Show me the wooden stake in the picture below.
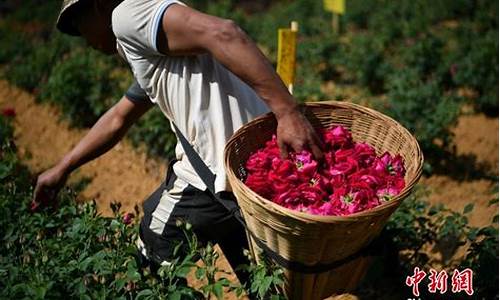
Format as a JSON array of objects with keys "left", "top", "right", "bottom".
[
  {"left": 332, "top": 13, "right": 339, "bottom": 34},
  {"left": 289, "top": 21, "right": 298, "bottom": 94}
]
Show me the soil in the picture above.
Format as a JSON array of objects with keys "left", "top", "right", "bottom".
[
  {"left": 0, "top": 80, "right": 167, "bottom": 216},
  {"left": 1, "top": 79, "right": 498, "bottom": 299},
  {"left": 422, "top": 113, "right": 499, "bottom": 228}
]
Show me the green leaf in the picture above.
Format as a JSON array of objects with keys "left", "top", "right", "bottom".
[
  {"left": 168, "top": 291, "right": 182, "bottom": 300},
  {"left": 173, "top": 241, "right": 184, "bottom": 256},
  {"left": 79, "top": 256, "right": 93, "bottom": 271},
  {"left": 272, "top": 276, "right": 284, "bottom": 286},
  {"left": 3, "top": 226, "right": 14, "bottom": 240},
  {"left": 467, "top": 228, "right": 479, "bottom": 241},
  {"left": 176, "top": 265, "right": 193, "bottom": 278},
  {"left": 218, "top": 278, "right": 231, "bottom": 286},
  {"left": 463, "top": 203, "right": 474, "bottom": 214},
  {"left": 110, "top": 219, "right": 121, "bottom": 230},
  {"left": 492, "top": 215, "right": 499, "bottom": 224},
  {"left": 195, "top": 267, "right": 206, "bottom": 280},
  {"left": 136, "top": 289, "right": 154, "bottom": 299},
  {"left": 115, "top": 278, "right": 126, "bottom": 291},
  {"left": 258, "top": 276, "right": 273, "bottom": 298},
  {"left": 213, "top": 282, "right": 224, "bottom": 299},
  {"left": 126, "top": 269, "right": 141, "bottom": 281}
]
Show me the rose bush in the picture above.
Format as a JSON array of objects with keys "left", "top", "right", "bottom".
[{"left": 245, "top": 125, "right": 406, "bottom": 216}]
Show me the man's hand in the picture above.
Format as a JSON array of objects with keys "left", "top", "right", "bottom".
[
  {"left": 276, "top": 107, "right": 324, "bottom": 160},
  {"left": 30, "top": 96, "right": 152, "bottom": 211},
  {"left": 31, "top": 164, "right": 68, "bottom": 211}
]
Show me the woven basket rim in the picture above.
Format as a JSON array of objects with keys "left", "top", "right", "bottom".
[{"left": 224, "top": 100, "right": 424, "bottom": 223}]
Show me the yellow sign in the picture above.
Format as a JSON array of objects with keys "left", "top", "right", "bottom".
[
  {"left": 323, "top": 0, "right": 345, "bottom": 14},
  {"left": 277, "top": 28, "right": 297, "bottom": 88}
]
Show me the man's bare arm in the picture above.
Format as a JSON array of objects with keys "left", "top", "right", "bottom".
[
  {"left": 32, "top": 97, "right": 153, "bottom": 209},
  {"left": 157, "top": 5, "right": 323, "bottom": 159}
]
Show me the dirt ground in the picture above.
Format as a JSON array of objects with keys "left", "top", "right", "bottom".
[
  {"left": 0, "top": 80, "right": 167, "bottom": 216},
  {"left": 422, "top": 112, "right": 498, "bottom": 228},
  {"left": 1, "top": 80, "right": 498, "bottom": 299}
]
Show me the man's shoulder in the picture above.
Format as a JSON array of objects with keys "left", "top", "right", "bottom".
[
  {"left": 113, "top": 0, "right": 183, "bottom": 54},
  {"left": 112, "top": 0, "right": 155, "bottom": 38},
  {"left": 111, "top": 0, "right": 130, "bottom": 41},
  {"left": 111, "top": 0, "right": 140, "bottom": 41},
  {"left": 112, "top": 0, "right": 145, "bottom": 18}
]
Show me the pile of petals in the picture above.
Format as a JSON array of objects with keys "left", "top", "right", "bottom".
[{"left": 244, "top": 125, "right": 406, "bottom": 216}]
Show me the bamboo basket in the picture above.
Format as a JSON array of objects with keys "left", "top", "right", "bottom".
[{"left": 224, "top": 101, "right": 424, "bottom": 300}]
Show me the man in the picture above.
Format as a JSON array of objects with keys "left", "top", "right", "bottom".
[{"left": 32, "top": 0, "right": 323, "bottom": 284}]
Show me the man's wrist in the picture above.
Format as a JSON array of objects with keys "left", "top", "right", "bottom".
[
  {"left": 58, "top": 156, "right": 75, "bottom": 177},
  {"left": 273, "top": 100, "right": 301, "bottom": 120}
]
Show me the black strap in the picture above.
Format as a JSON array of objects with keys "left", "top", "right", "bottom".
[
  {"left": 171, "top": 122, "right": 378, "bottom": 274},
  {"left": 171, "top": 123, "right": 242, "bottom": 219}
]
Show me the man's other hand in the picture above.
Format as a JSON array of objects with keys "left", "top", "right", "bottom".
[{"left": 31, "top": 164, "right": 68, "bottom": 211}]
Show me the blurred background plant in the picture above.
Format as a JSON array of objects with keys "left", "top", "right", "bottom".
[{"left": 0, "top": 0, "right": 497, "bottom": 162}]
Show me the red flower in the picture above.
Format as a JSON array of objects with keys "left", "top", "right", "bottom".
[
  {"left": 299, "top": 183, "right": 327, "bottom": 204},
  {"left": 352, "top": 143, "right": 376, "bottom": 168},
  {"left": 330, "top": 157, "right": 358, "bottom": 176},
  {"left": 246, "top": 173, "right": 275, "bottom": 198},
  {"left": 123, "top": 213, "right": 134, "bottom": 225},
  {"left": 392, "top": 155, "right": 406, "bottom": 177},
  {"left": 323, "top": 125, "right": 353, "bottom": 150},
  {"left": 349, "top": 169, "right": 382, "bottom": 190},
  {"left": 449, "top": 64, "right": 458, "bottom": 78},
  {"left": 244, "top": 125, "right": 406, "bottom": 216},
  {"left": 269, "top": 158, "right": 299, "bottom": 183},
  {"left": 293, "top": 151, "right": 318, "bottom": 177},
  {"left": 334, "top": 148, "right": 355, "bottom": 165},
  {"left": 1, "top": 107, "right": 16, "bottom": 117},
  {"left": 273, "top": 189, "right": 302, "bottom": 207},
  {"left": 246, "top": 150, "right": 271, "bottom": 173}
]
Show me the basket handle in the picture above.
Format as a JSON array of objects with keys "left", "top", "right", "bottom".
[{"left": 172, "top": 122, "right": 380, "bottom": 273}]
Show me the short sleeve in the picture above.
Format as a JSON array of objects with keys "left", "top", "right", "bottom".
[
  {"left": 112, "top": 0, "right": 185, "bottom": 56},
  {"left": 125, "top": 80, "right": 153, "bottom": 104}
]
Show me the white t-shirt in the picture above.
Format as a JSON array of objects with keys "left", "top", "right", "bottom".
[{"left": 112, "top": 0, "right": 270, "bottom": 193}]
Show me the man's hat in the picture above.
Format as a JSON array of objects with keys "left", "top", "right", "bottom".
[{"left": 56, "top": 0, "right": 86, "bottom": 36}]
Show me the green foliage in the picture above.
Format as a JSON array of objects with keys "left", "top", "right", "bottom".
[
  {"left": 462, "top": 184, "right": 499, "bottom": 298},
  {"left": 468, "top": 0, "right": 499, "bottom": 33},
  {"left": 0, "top": 126, "right": 144, "bottom": 299},
  {"left": 0, "top": 117, "right": 285, "bottom": 299},
  {"left": 384, "top": 69, "right": 461, "bottom": 152},
  {"left": 237, "top": 251, "right": 286, "bottom": 300},
  {"left": 4, "top": 32, "right": 78, "bottom": 92},
  {"left": 39, "top": 48, "right": 123, "bottom": 126},
  {"left": 127, "top": 109, "right": 178, "bottom": 160},
  {"left": 452, "top": 29, "right": 499, "bottom": 115},
  {"left": 346, "top": 0, "right": 475, "bottom": 41},
  {"left": 332, "top": 34, "right": 389, "bottom": 94},
  {"left": 381, "top": 186, "right": 499, "bottom": 299},
  {"left": 398, "top": 34, "right": 444, "bottom": 79},
  {"left": 4, "top": 0, "right": 60, "bottom": 24},
  {"left": 0, "top": 27, "right": 31, "bottom": 65},
  {"left": 0, "top": 116, "right": 18, "bottom": 181}
]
